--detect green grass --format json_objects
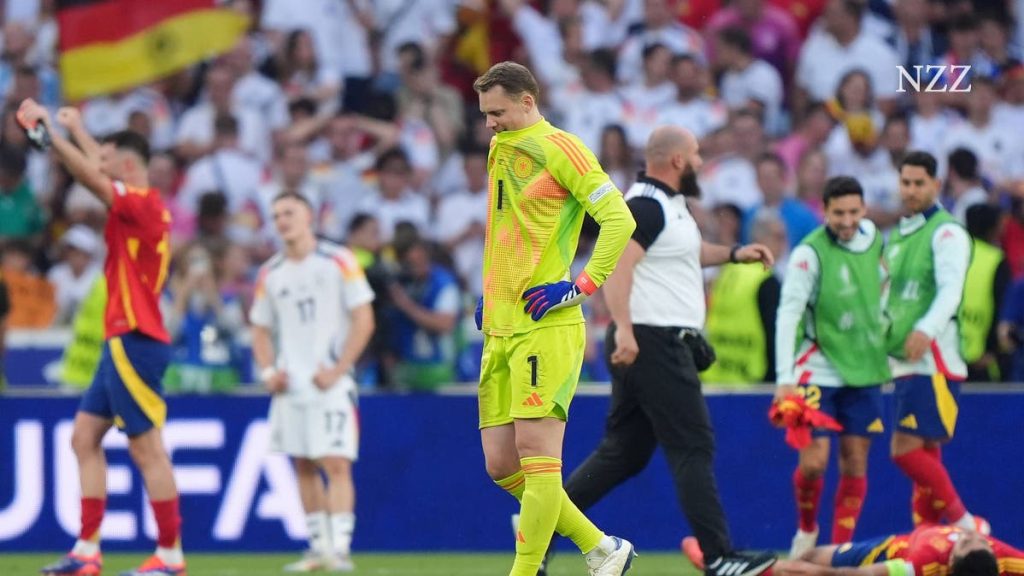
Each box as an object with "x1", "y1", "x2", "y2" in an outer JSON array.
[{"x1": 6, "y1": 552, "x2": 701, "y2": 575}]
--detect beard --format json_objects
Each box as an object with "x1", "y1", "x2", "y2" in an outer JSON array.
[{"x1": 679, "y1": 165, "x2": 701, "y2": 198}]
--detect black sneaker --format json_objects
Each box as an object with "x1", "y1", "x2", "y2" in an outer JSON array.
[{"x1": 704, "y1": 551, "x2": 776, "y2": 576}]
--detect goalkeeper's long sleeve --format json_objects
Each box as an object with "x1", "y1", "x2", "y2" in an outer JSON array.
[{"x1": 580, "y1": 193, "x2": 636, "y2": 291}]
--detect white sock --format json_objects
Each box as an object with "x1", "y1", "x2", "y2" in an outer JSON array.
[
  {"x1": 307, "y1": 511, "x2": 330, "y2": 555},
  {"x1": 72, "y1": 539, "x2": 99, "y2": 557},
  {"x1": 585, "y1": 535, "x2": 617, "y2": 559},
  {"x1": 955, "y1": 512, "x2": 977, "y2": 531},
  {"x1": 155, "y1": 546, "x2": 184, "y2": 566},
  {"x1": 330, "y1": 513, "x2": 356, "y2": 555}
]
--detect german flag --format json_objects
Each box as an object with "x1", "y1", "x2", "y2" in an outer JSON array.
[{"x1": 58, "y1": 0, "x2": 248, "y2": 101}]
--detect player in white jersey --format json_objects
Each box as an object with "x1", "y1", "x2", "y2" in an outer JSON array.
[{"x1": 250, "y1": 191, "x2": 375, "y2": 573}]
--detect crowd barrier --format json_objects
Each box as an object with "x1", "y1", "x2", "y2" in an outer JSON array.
[{"x1": 0, "y1": 388, "x2": 1021, "y2": 552}]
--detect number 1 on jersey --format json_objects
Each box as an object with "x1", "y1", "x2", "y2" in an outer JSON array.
[{"x1": 527, "y1": 355, "x2": 538, "y2": 387}]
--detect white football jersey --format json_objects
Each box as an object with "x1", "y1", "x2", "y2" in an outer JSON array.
[{"x1": 250, "y1": 241, "x2": 375, "y2": 400}]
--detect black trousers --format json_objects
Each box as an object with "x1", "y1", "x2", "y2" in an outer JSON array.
[{"x1": 564, "y1": 323, "x2": 733, "y2": 559}]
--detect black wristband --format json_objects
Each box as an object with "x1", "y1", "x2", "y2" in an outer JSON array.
[{"x1": 729, "y1": 244, "x2": 741, "y2": 263}]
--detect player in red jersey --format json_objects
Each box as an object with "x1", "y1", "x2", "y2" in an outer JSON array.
[
  {"x1": 18, "y1": 99, "x2": 184, "y2": 576},
  {"x1": 687, "y1": 525, "x2": 1020, "y2": 576}
]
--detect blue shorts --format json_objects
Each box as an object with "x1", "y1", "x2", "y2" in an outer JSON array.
[
  {"x1": 831, "y1": 536, "x2": 897, "y2": 567},
  {"x1": 894, "y1": 373, "x2": 960, "y2": 440},
  {"x1": 797, "y1": 384, "x2": 884, "y2": 437},
  {"x1": 80, "y1": 333, "x2": 171, "y2": 437}
]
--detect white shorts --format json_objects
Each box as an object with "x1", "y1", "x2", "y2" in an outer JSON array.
[{"x1": 268, "y1": 377, "x2": 359, "y2": 461}]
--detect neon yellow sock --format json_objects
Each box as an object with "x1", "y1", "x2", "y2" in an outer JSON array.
[
  {"x1": 495, "y1": 469, "x2": 604, "y2": 554},
  {"x1": 510, "y1": 457, "x2": 563, "y2": 576}
]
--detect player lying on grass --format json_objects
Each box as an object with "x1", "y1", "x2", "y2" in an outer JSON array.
[{"x1": 684, "y1": 524, "x2": 1022, "y2": 576}]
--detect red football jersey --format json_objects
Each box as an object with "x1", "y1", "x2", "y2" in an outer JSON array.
[
  {"x1": 103, "y1": 181, "x2": 171, "y2": 343},
  {"x1": 887, "y1": 526, "x2": 1024, "y2": 576}
]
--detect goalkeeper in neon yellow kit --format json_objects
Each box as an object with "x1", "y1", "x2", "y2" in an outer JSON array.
[{"x1": 472, "y1": 62, "x2": 637, "y2": 576}]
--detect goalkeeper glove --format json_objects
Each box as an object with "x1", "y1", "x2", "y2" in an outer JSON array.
[{"x1": 522, "y1": 273, "x2": 596, "y2": 321}]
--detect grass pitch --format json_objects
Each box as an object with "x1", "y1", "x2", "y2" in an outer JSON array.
[{"x1": 4, "y1": 552, "x2": 701, "y2": 575}]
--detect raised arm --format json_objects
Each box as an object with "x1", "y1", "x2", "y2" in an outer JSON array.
[{"x1": 17, "y1": 99, "x2": 113, "y2": 206}]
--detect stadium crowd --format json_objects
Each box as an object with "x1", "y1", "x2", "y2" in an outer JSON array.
[{"x1": 1, "y1": 0, "x2": 1023, "y2": 391}]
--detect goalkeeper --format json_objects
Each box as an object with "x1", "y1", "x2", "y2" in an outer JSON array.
[{"x1": 472, "y1": 61, "x2": 636, "y2": 576}]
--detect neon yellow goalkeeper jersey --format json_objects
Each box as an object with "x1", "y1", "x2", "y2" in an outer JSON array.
[{"x1": 482, "y1": 119, "x2": 635, "y2": 337}]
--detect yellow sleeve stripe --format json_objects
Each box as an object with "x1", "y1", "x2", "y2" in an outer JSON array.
[
  {"x1": 109, "y1": 337, "x2": 166, "y2": 428},
  {"x1": 546, "y1": 133, "x2": 590, "y2": 176}
]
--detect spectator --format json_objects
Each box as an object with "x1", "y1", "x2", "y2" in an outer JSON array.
[
  {"x1": 941, "y1": 77, "x2": 1019, "y2": 187},
  {"x1": 396, "y1": 42, "x2": 464, "y2": 156},
  {"x1": 794, "y1": 148, "x2": 829, "y2": 219},
  {"x1": 308, "y1": 114, "x2": 383, "y2": 239},
  {"x1": 744, "y1": 152, "x2": 819, "y2": 248},
  {"x1": 774, "y1": 102, "x2": 835, "y2": 176},
  {"x1": 0, "y1": 144, "x2": 43, "y2": 243},
  {"x1": 579, "y1": 0, "x2": 644, "y2": 51},
  {"x1": 0, "y1": 22, "x2": 60, "y2": 109},
  {"x1": 977, "y1": 11, "x2": 1019, "y2": 79},
  {"x1": 710, "y1": 202, "x2": 744, "y2": 247},
  {"x1": 175, "y1": 63, "x2": 270, "y2": 163},
  {"x1": 273, "y1": 29, "x2": 342, "y2": 115},
  {"x1": 598, "y1": 124, "x2": 638, "y2": 193},
  {"x1": 46, "y1": 225, "x2": 102, "y2": 326},
  {"x1": 715, "y1": 27, "x2": 785, "y2": 137},
  {"x1": 699, "y1": 109, "x2": 765, "y2": 211},
  {"x1": 260, "y1": 0, "x2": 373, "y2": 112},
  {"x1": 195, "y1": 191, "x2": 231, "y2": 244},
  {"x1": 499, "y1": 0, "x2": 580, "y2": 92},
  {"x1": 224, "y1": 37, "x2": 290, "y2": 139},
  {"x1": 178, "y1": 114, "x2": 266, "y2": 234},
  {"x1": 1003, "y1": 197, "x2": 1024, "y2": 279},
  {"x1": 81, "y1": 87, "x2": 175, "y2": 151},
  {"x1": 993, "y1": 64, "x2": 1024, "y2": 135},
  {"x1": 962, "y1": 204, "x2": 1012, "y2": 382},
  {"x1": 346, "y1": 213, "x2": 394, "y2": 387},
  {"x1": 1, "y1": 104, "x2": 49, "y2": 198},
  {"x1": 656, "y1": 55, "x2": 728, "y2": 141},
  {"x1": 823, "y1": 69, "x2": 886, "y2": 166},
  {"x1": 885, "y1": 0, "x2": 946, "y2": 74},
  {"x1": 0, "y1": 239, "x2": 55, "y2": 328},
  {"x1": 557, "y1": 49, "x2": 626, "y2": 153},
  {"x1": 704, "y1": 0, "x2": 801, "y2": 84},
  {"x1": 371, "y1": 0, "x2": 456, "y2": 81},
  {"x1": 907, "y1": 90, "x2": 961, "y2": 161},
  {"x1": 356, "y1": 148, "x2": 429, "y2": 242},
  {"x1": 932, "y1": 15, "x2": 997, "y2": 100},
  {"x1": 621, "y1": 43, "x2": 678, "y2": 149},
  {"x1": 434, "y1": 146, "x2": 488, "y2": 300},
  {"x1": 387, "y1": 238, "x2": 460, "y2": 391},
  {"x1": 946, "y1": 148, "x2": 990, "y2": 223},
  {"x1": 795, "y1": 0, "x2": 900, "y2": 116},
  {"x1": 617, "y1": 0, "x2": 704, "y2": 85},
  {"x1": 163, "y1": 241, "x2": 247, "y2": 393}
]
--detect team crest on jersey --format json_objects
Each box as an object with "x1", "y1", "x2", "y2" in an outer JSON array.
[{"x1": 513, "y1": 155, "x2": 533, "y2": 178}]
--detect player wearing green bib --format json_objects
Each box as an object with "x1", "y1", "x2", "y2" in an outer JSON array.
[
  {"x1": 472, "y1": 62, "x2": 637, "y2": 576},
  {"x1": 884, "y1": 152, "x2": 987, "y2": 535},
  {"x1": 773, "y1": 177, "x2": 890, "y2": 558}
]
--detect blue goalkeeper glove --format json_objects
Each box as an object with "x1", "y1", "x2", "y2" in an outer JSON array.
[
  {"x1": 475, "y1": 296, "x2": 483, "y2": 331},
  {"x1": 522, "y1": 273, "x2": 596, "y2": 321}
]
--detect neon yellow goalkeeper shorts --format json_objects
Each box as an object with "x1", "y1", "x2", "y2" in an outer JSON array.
[{"x1": 478, "y1": 323, "x2": 586, "y2": 429}]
